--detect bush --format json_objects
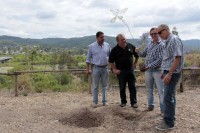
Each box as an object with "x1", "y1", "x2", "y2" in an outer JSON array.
[
  {"x1": 32, "y1": 73, "x2": 59, "y2": 92},
  {"x1": 0, "y1": 75, "x2": 13, "y2": 90},
  {"x1": 54, "y1": 72, "x2": 72, "y2": 85},
  {"x1": 78, "y1": 62, "x2": 86, "y2": 69},
  {"x1": 64, "y1": 76, "x2": 88, "y2": 92}
]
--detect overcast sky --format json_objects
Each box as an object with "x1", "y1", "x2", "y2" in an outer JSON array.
[{"x1": 0, "y1": 0, "x2": 200, "y2": 40}]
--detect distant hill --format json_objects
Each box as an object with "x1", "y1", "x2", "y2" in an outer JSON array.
[
  {"x1": 0, "y1": 35, "x2": 200, "y2": 50},
  {"x1": 182, "y1": 39, "x2": 200, "y2": 51}
]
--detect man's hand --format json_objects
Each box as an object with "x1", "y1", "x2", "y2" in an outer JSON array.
[
  {"x1": 163, "y1": 73, "x2": 172, "y2": 84},
  {"x1": 139, "y1": 63, "x2": 147, "y2": 72},
  {"x1": 86, "y1": 70, "x2": 91, "y2": 76},
  {"x1": 132, "y1": 63, "x2": 137, "y2": 69},
  {"x1": 113, "y1": 69, "x2": 121, "y2": 75},
  {"x1": 135, "y1": 48, "x2": 139, "y2": 53}
]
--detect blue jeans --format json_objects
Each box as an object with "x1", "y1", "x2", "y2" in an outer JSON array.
[
  {"x1": 117, "y1": 69, "x2": 137, "y2": 105},
  {"x1": 163, "y1": 70, "x2": 181, "y2": 127},
  {"x1": 92, "y1": 65, "x2": 109, "y2": 104},
  {"x1": 145, "y1": 69, "x2": 164, "y2": 113}
]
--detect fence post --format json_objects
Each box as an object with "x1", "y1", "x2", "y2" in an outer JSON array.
[
  {"x1": 180, "y1": 70, "x2": 184, "y2": 92},
  {"x1": 88, "y1": 74, "x2": 92, "y2": 94},
  {"x1": 14, "y1": 74, "x2": 18, "y2": 97}
]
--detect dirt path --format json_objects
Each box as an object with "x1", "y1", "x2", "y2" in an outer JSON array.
[{"x1": 0, "y1": 88, "x2": 200, "y2": 133}]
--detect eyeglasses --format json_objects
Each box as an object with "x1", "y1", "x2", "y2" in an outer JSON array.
[
  {"x1": 158, "y1": 29, "x2": 166, "y2": 35},
  {"x1": 120, "y1": 38, "x2": 126, "y2": 41},
  {"x1": 150, "y1": 33, "x2": 158, "y2": 36}
]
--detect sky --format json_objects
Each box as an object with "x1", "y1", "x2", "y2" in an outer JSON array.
[{"x1": 0, "y1": 0, "x2": 200, "y2": 40}]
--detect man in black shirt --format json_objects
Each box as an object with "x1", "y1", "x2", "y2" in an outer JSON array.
[{"x1": 109, "y1": 34, "x2": 139, "y2": 108}]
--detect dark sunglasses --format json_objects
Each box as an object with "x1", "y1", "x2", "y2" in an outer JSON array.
[
  {"x1": 158, "y1": 29, "x2": 166, "y2": 34},
  {"x1": 150, "y1": 33, "x2": 158, "y2": 36}
]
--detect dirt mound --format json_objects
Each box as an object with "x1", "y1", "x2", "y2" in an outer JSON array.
[
  {"x1": 112, "y1": 109, "x2": 146, "y2": 121},
  {"x1": 59, "y1": 108, "x2": 104, "y2": 128}
]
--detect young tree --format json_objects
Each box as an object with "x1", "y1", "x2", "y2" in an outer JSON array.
[{"x1": 172, "y1": 27, "x2": 179, "y2": 36}]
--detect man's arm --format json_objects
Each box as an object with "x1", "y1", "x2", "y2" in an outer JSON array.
[
  {"x1": 133, "y1": 57, "x2": 138, "y2": 69},
  {"x1": 86, "y1": 63, "x2": 91, "y2": 75},
  {"x1": 163, "y1": 56, "x2": 181, "y2": 84},
  {"x1": 132, "y1": 45, "x2": 139, "y2": 69},
  {"x1": 110, "y1": 63, "x2": 120, "y2": 75},
  {"x1": 86, "y1": 45, "x2": 92, "y2": 75},
  {"x1": 138, "y1": 47, "x2": 148, "y2": 57},
  {"x1": 164, "y1": 38, "x2": 183, "y2": 84},
  {"x1": 169, "y1": 56, "x2": 181, "y2": 73}
]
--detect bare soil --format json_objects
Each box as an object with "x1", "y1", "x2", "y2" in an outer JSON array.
[{"x1": 0, "y1": 88, "x2": 200, "y2": 133}]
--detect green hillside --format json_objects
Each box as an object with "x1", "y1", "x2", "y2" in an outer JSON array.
[{"x1": 0, "y1": 35, "x2": 199, "y2": 50}]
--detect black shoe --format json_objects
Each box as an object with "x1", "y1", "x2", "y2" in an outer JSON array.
[
  {"x1": 131, "y1": 103, "x2": 138, "y2": 108},
  {"x1": 120, "y1": 103, "x2": 126, "y2": 107}
]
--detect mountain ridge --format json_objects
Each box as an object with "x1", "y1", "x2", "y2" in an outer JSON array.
[{"x1": 0, "y1": 35, "x2": 200, "y2": 50}]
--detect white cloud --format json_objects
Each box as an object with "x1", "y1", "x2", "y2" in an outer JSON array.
[{"x1": 0, "y1": 0, "x2": 199, "y2": 40}]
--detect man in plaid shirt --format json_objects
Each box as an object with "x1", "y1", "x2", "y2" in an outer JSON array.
[{"x1": 135, "y1": 27, "x2": 164, "y2": 115}]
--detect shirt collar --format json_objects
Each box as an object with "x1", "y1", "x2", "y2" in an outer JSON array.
[
  {"x1": 151, "y1": 40, "x2": 161, "y2": 45},
  {"x1": 166, "y1": 33, "x2": 173, "y2": 44},
  {"x1": 96, "y1": 41, "x2": 104, "y2": 47},
  {"x1": 117, "y1": 43, "x2": 127, "y2": 49}
]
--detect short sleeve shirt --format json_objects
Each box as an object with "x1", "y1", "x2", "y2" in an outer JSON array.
[{"x1": 109, "y1": 43, "x2": 139, "y2": 70}]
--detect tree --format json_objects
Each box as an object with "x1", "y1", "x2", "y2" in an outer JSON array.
[
  {"x1": 172, "y1": 27, "x2": 179, "y2": 36},
  {"x1": 29, "y1": 49, "x2": 37, "y2": 70}
]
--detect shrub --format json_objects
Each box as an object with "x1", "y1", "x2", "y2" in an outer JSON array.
[
  {"x1": 0, "y1": 75, "x2": 13, "y2": 90},
  {"x1": 54, "y1": 72, "x2": 72, "y2": 85}
]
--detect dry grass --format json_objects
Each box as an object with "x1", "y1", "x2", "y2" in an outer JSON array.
[{"x1": 0, "y1": 88, "x2": 200, "y2": 133}]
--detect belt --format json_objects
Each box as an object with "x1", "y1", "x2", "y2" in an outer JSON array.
[
  {"x1": 94, "y1": 65, "x2": 107, "y2": 67},
  {"x1": 149, "y1": 67, "x2": 161, "y2": 70},
  {"x1": 153, "y1": 66, "x2": 161, "y2": 69},
  {"x1": 163, "y1": 70, "x2": 180, "y2": 74}
]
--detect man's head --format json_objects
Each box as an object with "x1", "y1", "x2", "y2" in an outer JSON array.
[
  {"x1": 96, "y1": 31, "x2": 104, "y2": 45},
  {"x1": 157, "y1": 24, "x2": 170, "y2": 40},
  {"x1": 150, "y1": 27, "x2": 159, "y2": 42},
  {"x1": 116, "y1": 34, "x2": 126, "y2": 48}
]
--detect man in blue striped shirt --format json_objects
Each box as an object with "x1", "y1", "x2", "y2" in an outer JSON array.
[
  {"x1": 135, "y1": 28, "x2": 164, "y2": 115},
  {"x1": 86, "y1": 31, "x2": 111, "y2": 108},
  {"x1": 155, "y1": 24, "x2": 184, "y2": 131}
]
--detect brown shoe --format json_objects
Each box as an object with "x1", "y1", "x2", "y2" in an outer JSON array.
[
  {"x1": 91, "y1": 103, "x2": 98, "y2": 108},
  {"x1": 145, "y1": 107, "x2": 153, "y2": 111},
  {"x1": 103, "y1": 102, "x2": 109, "y2": 106},
  {"x1": 155, "y1": 120, "x2": 174, "y2": 130},
  {"x1": 160, "y1": 112, "x2": 164, "y2": 117}
]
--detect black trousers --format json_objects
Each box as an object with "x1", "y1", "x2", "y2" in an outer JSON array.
[{"x1": 117, "y1": 69, "x2": 137, "y2": 105}]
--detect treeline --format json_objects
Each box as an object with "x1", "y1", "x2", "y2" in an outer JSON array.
[
  {"x1": 1, "y1": 35, "x2": 200, "y2": 50},
  {"x1": 0, "y1": 35, "x2": 137, "y2": 48}
]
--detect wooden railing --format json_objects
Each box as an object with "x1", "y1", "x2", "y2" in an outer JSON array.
[
  {"x1": 0, "y1": 68, "x2": 200, "y2": 96},
  {"x1": 0, "y1": 69, "x2": 90, "y2": 96}
]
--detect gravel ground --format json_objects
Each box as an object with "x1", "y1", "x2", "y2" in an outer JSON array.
[{"x1": 0, "y1": 88, "x2": 200, "y2": 133}]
